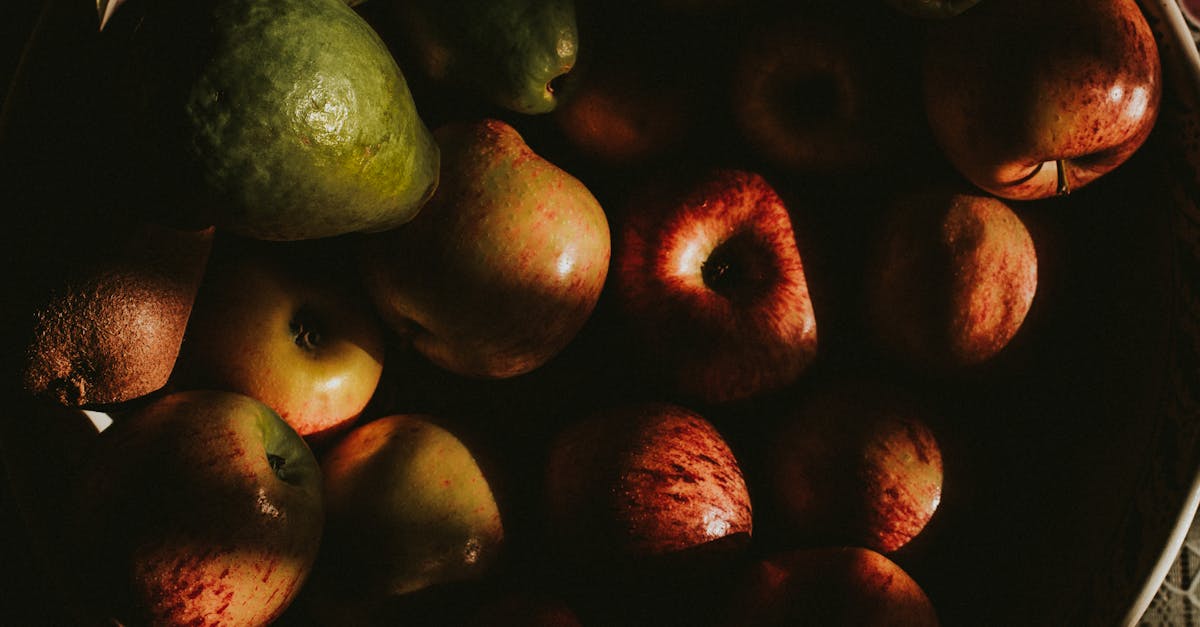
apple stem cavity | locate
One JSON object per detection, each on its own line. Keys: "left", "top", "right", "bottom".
{"left": 268, "top": 452, "right": 286, "bottom": 476}
{"left": 702, "top": 232, "right": 773, "bottom": 301}
{"left": 1056, "top": 158, "right": 1071, "bottom": 196}
{"left": 289, "top": 312, "right": 322, "bottom": 351}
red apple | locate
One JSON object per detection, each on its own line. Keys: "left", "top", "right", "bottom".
{"left": 65, "top": 390, "right": 324, "bottom": 626}
{"left": 864, "top": 188, "right": 1038, "bottom": 369}
{"left": 765, "top": 380, "right": 943, "bottom": 554}
{"left": 922, "top": 0, "right": 1161, "bottom": 200}
{"left": 544, "top": 402, "right": 752, "bottom": 570}
{"left": 174, "top": 237, "right": 386, "bottom": 443}
{"left": 461, "top": 591, "right": 584, "bottom": 627}
{"left": 360, "top": 118, "right": 610, "bottom": 379}
{"left": 722, "top": 546, "right": 941, "bottom": 626}
{"left": 612, "top": 168, "right": 817, "bottom": 404}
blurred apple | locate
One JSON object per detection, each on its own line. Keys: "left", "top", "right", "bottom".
{"left": 923, "top": 0, "right": 1161, "bottom": 199}
{"left": 864, "top": 188, "right": 1038, "bottom": 370}
{"left": 722, "top": 546, "right": 940, "bottom": 626}
{"left": 67, "top": 390, "right": 324, "bottom": 626}
{"left": 544, "top": 402, "right": 752, "bottom": 571}
{"left": 765, "top": 379, "right": 943, "bottom": 554}
{"left": 612, "top": 168, "right": 817, "bottom": 404}
{"left": 732, "top": 12, "right": 921, "bottom": 175}
{"left": 360, "top": 118, "right": 610, "bottom": 379}
{"left": 174, "top": 237, "right": 386, "bottom": 443}
{"left": 313, "top": 414, "right": 504, "bottom": 609}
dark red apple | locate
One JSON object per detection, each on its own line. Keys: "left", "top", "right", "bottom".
{"left": 732, "top": 12, "right": 921, "bottom": 175}
{"left": 765, "top": 380, "right": 943, "bottom": 554}
{"left": 544, "top": 402, "right": 752, "bottom": 570}
{"left": 923, "top": 0, "right": 1161, "bottom": 200}
{"left": 612, "top": 168, "right": 817, "bottom": 404}
{"left": 722, "top": 546, "right": 941, "bottom": 626}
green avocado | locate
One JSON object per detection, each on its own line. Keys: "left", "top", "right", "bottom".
{"left": 392, "top": 0, "right": 578, "bottom": 114}
{"left": 124, "top": 0, "right": 439, "bottom": 240}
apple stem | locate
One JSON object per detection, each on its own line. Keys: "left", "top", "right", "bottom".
{"left": 1056, "top": 159, "right": 1071, "bottom": 196}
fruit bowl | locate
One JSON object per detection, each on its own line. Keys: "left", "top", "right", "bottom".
{"left": 2, "top": 0, "right": 1200, "bottom": 625}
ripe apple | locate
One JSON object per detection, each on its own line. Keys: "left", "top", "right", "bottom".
{"left": 732, "top": 12, "right": 922, "bottom": 175}
{"left": 359, "top": 118, "right": 610, "bottom": 379}
{"left": 66, "top": 390, "right": 324, "bottom": 626}
{"left": 922, "top": 0, "right": 1162, "bottom": 200}
{"left": 174, "top": 237, "right": 386, "bottom": 443}
{"left": 312, "top": 414, "right": 504, "bottom": 609}
{"left": 612, "top": 168, "right": 817, "bottom": 404}
{"left": 722, "top": 546, "right": 941, "bottom": 626}
{"left": 764, "top": 380, "right": 943, "bottom": 554}
{"left": 544, "top": 402, "right": 752, "bottom": 571}
{"left": 864, "top": 188, "right": 1038, "bottom": 370}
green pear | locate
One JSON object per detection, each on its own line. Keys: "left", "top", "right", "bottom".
{"left": 390, "top": 0, "right": 578, "bottom": 114}
{"left": 114, "top": 0, "right": 439, "bottom": 240}
{"left": 312, "top": 414, "right": 504, "bottom": 612}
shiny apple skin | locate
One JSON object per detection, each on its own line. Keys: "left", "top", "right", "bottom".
{"left": 360, "top": 118, "right": 610, "bottom": 379}
{"left": 317, "top": 414, "right": 504, "bottom": 599}
{"left": 723, "top": 546, "right": 941, "bottom": 626}
{"left": 766, "top": 381, "right": 944, "bottom": 554}
{"left": 545, "top": 402, "right": 752, "bottom": 568}
{"left": 923, "top": 0, "right": 1161, "bottom": 200}
{"left": 176, "top": 241, "right": 386, "bottom": 442}
{"left": 865, "top": 189, "right": 1038, "bottom": 369}
{"left": 614, "top": 169, "right": 817, "bottom": 404}
{"left": 69, "top": 390, "right": 324, "bottom": 627}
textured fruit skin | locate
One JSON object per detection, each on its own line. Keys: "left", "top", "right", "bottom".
{"left": 122, "top": 0, "right": 439, "bottom": 240}
{"left": 545, "top": 403, "right": 752, "bottom": 568}
{"left": 922, "top": 0, "right": 1161, "bottom": 200}
{"left": 393, "top": 0, "right": 578, "bottom": 114}
{"left": 766, "top": 381, "right": 943, "bottom": 554}
{"left": 69, "top": 391, "right": 324, "bottom": 627}
{"left": 317, "top": 414, "right": 504, "bottom": 598}
{"left": 724, "top": 547, "right": 941, "bottom": 626}
{"left": 361, "top": 118, "right": 610, "bottom": 379}
{"left": 614, "top": 169, "right": 817, "bottom": 404}
{"left": 866, "top": 189, "right": 1037, "bottom": 369}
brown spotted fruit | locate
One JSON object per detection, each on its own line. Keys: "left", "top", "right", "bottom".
{"left": 865, "top": 187, "right": 1037, "bottom": 370}
{"left": 722, "top": 546, "right": 940, "bottom": 626}
{"left": 544, "top": 402, "right": 752, "bottom": 572}
{"left": 765, "top": 380, "right": 943, "bottom": 554}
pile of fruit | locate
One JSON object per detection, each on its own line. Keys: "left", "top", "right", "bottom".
{"left": 0, "top": 0, "right": 1178, "bottom": 625}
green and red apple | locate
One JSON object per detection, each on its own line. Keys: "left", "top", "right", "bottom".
{"left": 65, "top": 390, "right": 324, "bottom": 626}
{"left": 360, "top": 118, "right": 610, "bottom": 379}
{"left": 312, "top": 414, "right": 504, "bottom": 612}
{"left": 612, "top": 168, "right": 817, "bottom": 404}
{"left": 174, "top": 237, "right": 386, "bottom": 443}
{"left": 923, "top": 0, "right": 1161, "bottom": 199}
